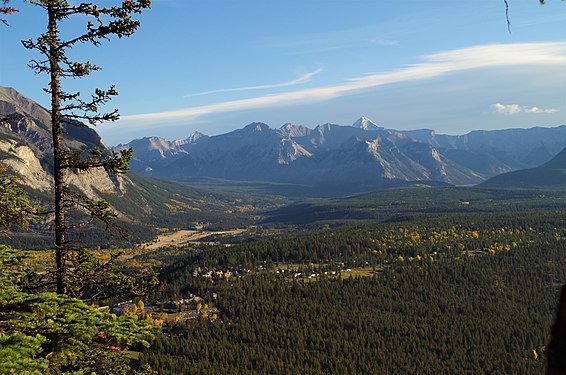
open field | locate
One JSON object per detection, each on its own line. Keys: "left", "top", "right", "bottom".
{"left": 140, "top": 228, "right": 248, "bottom": 250}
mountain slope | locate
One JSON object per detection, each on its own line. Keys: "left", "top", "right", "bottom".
{"left": 0, "top": 86, "right": 123, "bottom": 198}
{"left": 479, "top": 147, "right": 566, "bottom": 189}
{"left": 403, "top": 126, "right": 566, "bottom": 169}
{"left": 0, "top": 87, "right": 265, "bottom": 247}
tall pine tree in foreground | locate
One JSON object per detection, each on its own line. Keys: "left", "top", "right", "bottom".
{"left": 21, "top": 0, "right": 150, "bottom": 294}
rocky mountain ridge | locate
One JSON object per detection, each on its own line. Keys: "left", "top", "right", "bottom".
{"left": 3, "top": 84, "right": 565, "bottom": 200}
{"left": 117, "top": 117, "right": 566, "bottom": 192}
{"left": 0, "top": 86, "right": 126, "bottom": 198}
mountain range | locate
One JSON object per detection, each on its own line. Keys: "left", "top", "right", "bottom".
{"left": 2, "top": 84, "right": 565, "bottom": 205}
{"left": 116, "top": 116, "right": 566, "bottom": 193}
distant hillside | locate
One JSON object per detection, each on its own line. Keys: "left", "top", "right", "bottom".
{"left": 118, "top": 117, "right": 566, "bottom": 196}
{"left": 479, "top": 148, "right": 566, "bottom": 189}
{"left": 265, "top": 184, "right": 566, "bottom": 226}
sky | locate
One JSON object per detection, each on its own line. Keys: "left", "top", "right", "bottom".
{"left": 1, "top": 0, "right": 565, "bottom": 145}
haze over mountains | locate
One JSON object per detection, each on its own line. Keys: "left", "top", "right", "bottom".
{"left": 117, "top": 116, "right": 566, "bottom": 193}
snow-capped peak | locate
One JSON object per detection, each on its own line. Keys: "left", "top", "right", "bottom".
{"left": 352, "top": 116, "right": 380, "bottom": 131}
{"left": 185, "top": 131, "right": 206, "bottom": 143}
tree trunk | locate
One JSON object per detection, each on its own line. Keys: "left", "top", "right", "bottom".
{"left": 48, "top": 1, "right": 66, "bottom": 295}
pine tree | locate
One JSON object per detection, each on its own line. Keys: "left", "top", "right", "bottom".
{"left": 0, "top": 245, "right": 155, "bottom": 374}
{"left": 0, "top": 0, "right": 18, "bottom": 26}
{"left": 21, "top": 0, "right": 151, "bottom": 294}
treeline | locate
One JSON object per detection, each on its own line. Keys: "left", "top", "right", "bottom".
{"left": 0, "top": 219, "right": 156, "bottom": 249}
{"left": 154, "top": 210, "right": 564, "bottom": 290}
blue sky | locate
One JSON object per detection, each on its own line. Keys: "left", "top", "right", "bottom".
{"left": 1, "top": 0, "right": 565, "bottom": 145}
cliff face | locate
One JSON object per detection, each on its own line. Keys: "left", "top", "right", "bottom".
{"left": 0, "top": 139, "right": 53, "bottom": 192}
{"left": 0, "top": 86, "right": 126, "bottom": 200}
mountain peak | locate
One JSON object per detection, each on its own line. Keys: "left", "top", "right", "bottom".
{"left": 278, "top": 123, "right": 311, "bottom": 137}
{"left": 352, "top": 116, "right": 380, "bottom": 131}
{"left": 243, "top": 122, "right": 271, "bottom": 133}
{"left": 184, "top": 131, "right": 207, "bottom": 143}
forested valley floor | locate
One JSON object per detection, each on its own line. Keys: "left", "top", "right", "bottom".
{"left": 132, "top": 208, "right": 565, "bottom": 374}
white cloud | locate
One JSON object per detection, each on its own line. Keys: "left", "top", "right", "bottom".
{"left": 117, "top": 42, "right": 566, "bottom": 127}
{"left": 524, "top": 106, "right": 560, "bottom": 114}
{"left": 492, "top": 103, "right": 560, "bottom": 115}
{"left": 184, "top": 69, "right": 322, "bottom": 98}
{"left": 491, "top": 103, "right": 523, "bottom": 115}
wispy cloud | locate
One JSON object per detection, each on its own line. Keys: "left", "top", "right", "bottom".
{"left": 369, "top": 38, "right": 398, "bottom": 47}
{"left": 118, "top": 42, "right": 566, "bottom": 126}
{"left": 264, "top": 34, "right": 398, "bottom": 54}
{"left": 184, "top": 69, "right": 322, "bottom": 98}
{"left": 492, "top": 103, "right": 560, "bottom": 115}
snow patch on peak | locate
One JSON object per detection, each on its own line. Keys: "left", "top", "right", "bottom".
{"left": 352, "top": 116, "right": 380, "bottom": 131}
{"left": 177, "top": 131, "right": 207, "bottom": 145}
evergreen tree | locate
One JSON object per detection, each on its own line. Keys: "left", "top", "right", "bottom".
{"left": 0, "top": 245, "right": 155, "bottom": 374}
{"left": 21, "top": 0, "right": 150, "bottom": 294}
{"left": 0, "top": 0, "right": 17, "bottom": 26}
